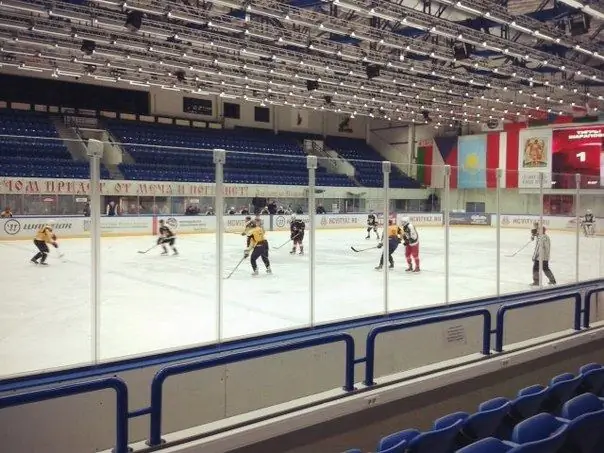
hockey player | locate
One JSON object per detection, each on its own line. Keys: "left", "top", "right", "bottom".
{"left": 244, "top": 220, "right": 271, "bottom": 276}
{"left": 31, "top": 220, "right": 58, "bottom": 265}
{"left": 375, "top": 218, "right": 402, "bottom": 270}
{"left": 157, "top": 219, "right": 178, "bottom": 256}
{"left": 401, "top": 217, "right": 420, "bottom": 272}
{"left": 531, "top": 225, "right": 556, "bottom": 286}
{"left": 581, "top": 209, "right": 595, "bottom": 237}
{"left": 289, "top": 214, "right": 306, "bottom": 255}
{"left": 242, "top": 215, "right": 254, "bottom": 247}
{"left": 366, "top": 212, "right": 379, "bottom": 240}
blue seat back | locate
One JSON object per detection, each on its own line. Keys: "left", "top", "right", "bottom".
{"left": 455, "top": 437, "right": 513, "bottom": 453}
{"left": 512, "top": 413, "right": 568, "bottom": 453}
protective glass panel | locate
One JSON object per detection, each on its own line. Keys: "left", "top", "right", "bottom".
{"left": 98, "top": 138, "right": 217, "bottom": 362}
{"left": 314, "top": 156, "right": 385, "bottom": 323}
{"left": 221, "top": 150, "right": 310, "bottom": 339}
{"left": 0, "top": 128, "right": 91, "bottom": 377}
{"left": 447, "top": 163, "right": 498, "bottom": 302}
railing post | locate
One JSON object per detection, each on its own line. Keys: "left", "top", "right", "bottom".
{"left": 214, "top": 149, "right": 226, "bottom": 343}
{"left": 575, "top": 173, "right": 580, "bottom": 283}
{"left": 382, "top": 161, "right": 391, "bottom": 314}
{"left": 496, "top": 168, "right": 502, "bottom": 297}
{"left": 87, "top": 138, "right": 103, "bottom": 364}
{"left": 307, "top": 155, "right": 318, "bottom": 327}
{"left": 538, "top": 172, "right": 544, "bottom": 288}
{"left": 444, "top": 165, "right": 451, "bottom": 304}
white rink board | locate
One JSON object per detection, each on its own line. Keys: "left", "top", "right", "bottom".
{"left": 1, "top": 213, "right": 602, "bottom": 240}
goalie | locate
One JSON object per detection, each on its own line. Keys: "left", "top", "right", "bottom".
{"left": 581, "top": 210, "right": 596, "bottom": 237}
{"left": 157, "top": 219, "right": 178, "bottom": 255}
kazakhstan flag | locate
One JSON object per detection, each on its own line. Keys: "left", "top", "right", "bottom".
{"left": 458, "top": 135, "right": 487, "bottom": 189}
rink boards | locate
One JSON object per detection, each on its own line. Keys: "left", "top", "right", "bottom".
{"left": 0, "top": 212, "right": 601, "bottom": 240}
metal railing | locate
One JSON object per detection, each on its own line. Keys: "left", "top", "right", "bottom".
{"left": 0, "top": 377, "right": 130, "bottom": 453}
{"left": 2, "top": 286, "right": 603, "bottom": 452}
{"left": 494, "top": 292, "right": 582, "bottom": 352}
{"left": 147, "top": 332, "right": 356, "bottom": 446}
{"left": 363, "top": 309, "right": 492, "bottom": 386}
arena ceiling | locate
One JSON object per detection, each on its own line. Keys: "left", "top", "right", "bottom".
{"left": 0, "top": 0, "right": 603, "bottom": 127}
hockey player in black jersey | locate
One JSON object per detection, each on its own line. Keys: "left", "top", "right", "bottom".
{"left": 582, "top": 210, "right": 596, "bottom": 237}
{"left": 366, "top": 212, "right": 380, "bottom": 240}
{"left": 289, "top": 215, "right": 306, "bottom": 255}
{"left": 157, "top": 219, "right": 178, "bottom": 255}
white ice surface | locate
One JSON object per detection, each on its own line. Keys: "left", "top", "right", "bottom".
{"left": 1, "top": 227, "right": 602, "bottom": 377}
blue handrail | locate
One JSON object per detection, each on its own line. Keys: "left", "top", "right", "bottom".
{"left": 147, "top": 332, "right": 356, "bottom": 446}
{"left": 363, "top": 308, "right": 492, "bottom": 386}
{"left": 584, "top": 287, "right": 604, "bottom": 328}
{"left": 494, "top": 292, "right": 582, "bottom": 352}
{"left": 0, "top": 377, "right": 130, "bottom": 453}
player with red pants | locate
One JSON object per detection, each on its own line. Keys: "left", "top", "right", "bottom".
{"left": 401, "top": 217, "right": 420, "bottom": 272}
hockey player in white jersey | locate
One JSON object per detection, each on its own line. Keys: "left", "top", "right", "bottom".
{"left": 400, "top": 217, "right": 420, "bottom": 272}
{"left": 581, "top": 210, "right": 595, "bottom": 237}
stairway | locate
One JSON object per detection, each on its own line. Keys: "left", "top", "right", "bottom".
{"left": 51, "top": 117, "right": 88, "bottom": 162}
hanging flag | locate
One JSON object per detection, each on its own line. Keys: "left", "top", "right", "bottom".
{"left": 416, "top": 141, "right": 433, "bottom": 186}
{"left": 458, "top": 135, "right": 487, "bottom": 189}
{"left": 433, "top": 136, "right": 458, "bottom": 189}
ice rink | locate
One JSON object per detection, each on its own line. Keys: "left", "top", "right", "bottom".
{"left": 1, "top": 226, "right": 602, "bottom": 377}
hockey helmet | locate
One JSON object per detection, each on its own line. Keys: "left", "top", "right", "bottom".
{"left": 400, "top": 216, "right": 410, "bottom": 225}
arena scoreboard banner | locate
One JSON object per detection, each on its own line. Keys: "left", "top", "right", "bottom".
{"left": 449, "top": 213, "right": 492, "bottom": 226}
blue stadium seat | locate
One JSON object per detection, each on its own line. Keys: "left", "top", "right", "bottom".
{"left": 560, "top": 393, "right": 604, "bottom": 453}
{"left": 578, "top": 363, "right": 604, "bottom": 396}
{"left": 542, "top": 373, "right": 582, "bottom": 414}
{"left": 457, "top": 397, "right": 511, "bottom": 447}
{"left": 110, "top": 121, "right": 358, "bottom": 186}
{"left": 511, "top": 413, "right": 568, "bottom": 452}
{"left": 0, "top": 110, "right": 111, "bottom": 179}
{"left": 377, "top": 412, "right": 465, "bottom": 453}
{"left": 456, "top": 437, "right": 513, "bottom": 453}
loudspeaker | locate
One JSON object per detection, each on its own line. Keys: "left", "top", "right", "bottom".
{"left": 365, "top": 64, "right": 380, "bottom": 79}
{"left": 306, "top": 80, "right": 319, "bottom": 91}
{"left": 125, "top": 11, "right": 143, "bottom": 32}
{"left": 80, "top": 40, "right": 96, "bottom": 55}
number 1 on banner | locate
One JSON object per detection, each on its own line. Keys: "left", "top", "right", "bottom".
{"left": 576, "top": 151, "right": 586, "bottom": 162}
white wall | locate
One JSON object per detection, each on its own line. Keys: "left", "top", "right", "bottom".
{"left": 148, "top": 87, "right": 367, "bottom": 138}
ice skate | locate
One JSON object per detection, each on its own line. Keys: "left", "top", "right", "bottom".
{"left": 413, "top": 268, "right": 420, "bottom": 273}
{"left": 405, "top": 266, "right": 413, "bottom": 272}
{"left": 375, "top": 264, "right": 382, "bottom": 270}
{"left": 266, "top": 267, "right": 272, "bottom": 274}
{"left": 252, "top": 269, "right": 259, "bottom": 276}
{"left": 161, "top": 251, "right": 168, "bottom": 256}
{"left": 30, "top": 259, "right": 38, "bottom": 265}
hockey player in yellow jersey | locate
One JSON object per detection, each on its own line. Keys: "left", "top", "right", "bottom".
{"left": 31, "top": 220, "right": 59, "bottom": 265}
{"left": 244, "top": 220, "right": 272, "bottom": 276}
{"left": 375, "top": 218, "right": 403, "bottom": 270}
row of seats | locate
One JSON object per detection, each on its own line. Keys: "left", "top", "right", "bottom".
{"left": 342, "top": 363, "right": 604, "bottom": 453}
{"left": 108, "top": 121, "right": 421, "bottom": 188}
{"left": 120, "top": 165, "right": 354, "bottom": 186}
{"left": 0, "top": 110, "right": 85, "bottom": 179}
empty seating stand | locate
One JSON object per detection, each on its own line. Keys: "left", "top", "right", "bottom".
{"left": 0, "top": 110, "right": 109, "bottom": 179}
{"left": 325, "top": 136, "right": 421, "bottom": 189}
{"left": 339, "top": 362, "right": 604, "bottom": 453}
{"left": 108, "top": 121, "right": 355, "bottom": 186}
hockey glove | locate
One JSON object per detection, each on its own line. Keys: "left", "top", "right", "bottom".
{"left": 243, "top": 250, "right": 250, "bottom": 259}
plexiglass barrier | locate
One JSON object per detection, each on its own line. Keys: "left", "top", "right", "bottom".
{"left": 1, "top": 133, "right": 604, "bottom": 377}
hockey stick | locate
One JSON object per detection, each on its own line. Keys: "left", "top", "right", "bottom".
{"left": 351, "top": 245, "right": 380, "bottom": 253}
{"left": 138, "top": 243, "right": 161, "bottom": 254}
{"left": 273, "top": 233, "right": 301, "bottom": 250}
{"left": 224, "top": 255, "right": 247, "bottom": 279}
{"left": 505, "top": 240, "right": 531, "bottom": 257}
